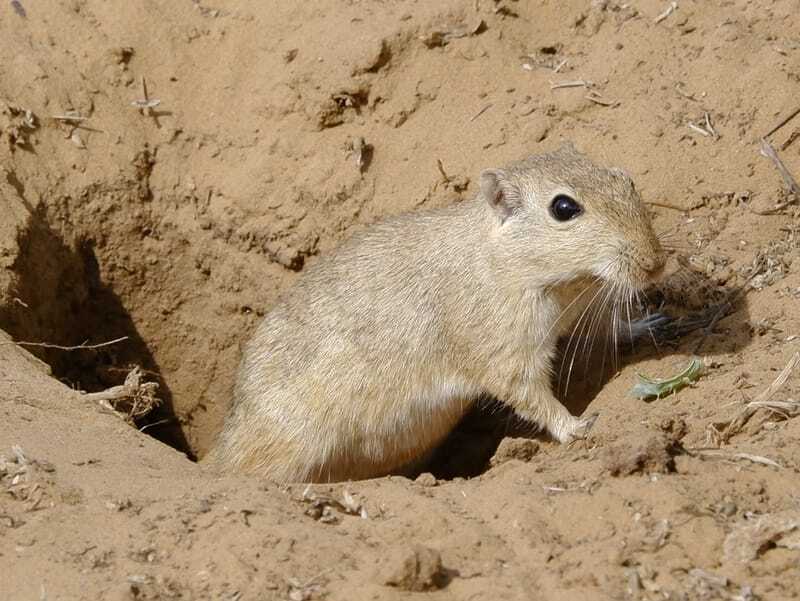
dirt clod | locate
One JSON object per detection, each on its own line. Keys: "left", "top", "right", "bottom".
{"left": 414, "top": 472, "right": 438, "bottom": 487}
{"left": 723, "top": 511, "right": 800, "bottom": 564}
{"left": 602, "top": 433, "right": 679, "bottom": 476}
{"left": 380, "top": 545, "right": 450, "bottom": 592}
{"left": 490, "top": 437, "right": 540, "bottom": 466}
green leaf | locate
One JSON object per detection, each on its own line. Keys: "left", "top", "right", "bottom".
{"left": 631, "top": 357, "right": 704, "bottom": 401}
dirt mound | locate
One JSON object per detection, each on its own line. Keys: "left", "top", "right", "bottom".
{"left": 2, "top": 0, "right": 800, "bottom": 599}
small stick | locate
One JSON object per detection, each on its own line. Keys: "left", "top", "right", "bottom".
{"left": 751, "top": 352, "right": 800, "bottom": 405}
{"left": 585, "top": 91, "right": 619, "bottom": 107}
{"left": 83, "top": 387, "right": 136, "bottom": 403}
{"left": 469, "top": 103, "right": 492, "bottom": 122}
{"left": 763, "top": 106, "right": 800, "bottom": 139}
{"left": 646, "top": 201, "right": 688, "bottom": 212}
{"left": 690, "top": 449, "right": 782, "bottom": 469}
{"left": 553, "top": 59, "right": 567, "bottom": 73}
{"left": 51, "top": 114, "right": 88, "bottom": 123}
{"left": 550, "top": 80, "right": 592, "bottom": 90}
{"left": 703, "top": 112, "right": 718, "bottom": 139}
{"left": 81, "top": 366, "right": 160, "bottom": 420}
{"left": 131, "top": 76, "right": 161, "bottom": 113}
{"left": 720, "top": 352, "right": 800, "bottom": 441}
{"left": 436, "top": 159, "right": 451, "bottom": 183}
{"left": 0, "top": 336, "right": 129, "bottom": 351}
{"left": 732, "top": 453, "right": 782, "bottom": 468}
{"left": 654, "top": 1, "right": 678, "bottom": 24}
{"left": 139, "top": 418, "right": 171, "bottom": 433}
{"left": 750, "top": 200, "right": 797, "bottom": 216}
{"left": 688, "top": 122, "right": 710, "bottom": 137}
{"left": 781, "top": 130, "right": 800, "bottom": 151}
{"left": 760, "top": 138, "right": 800, "bottom": 197}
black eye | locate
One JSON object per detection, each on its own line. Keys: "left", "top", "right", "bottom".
{"left": 549, "top": 194, "right": 583, "bottom": 221}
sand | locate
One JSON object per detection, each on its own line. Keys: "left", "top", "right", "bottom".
{"left": 1, "top": 1, "right": 800, "bottom": 599}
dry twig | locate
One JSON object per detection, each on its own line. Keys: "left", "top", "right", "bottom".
{"left": 690, "top": 449, "right": 782, "bottom": 469}
{"left": 712, "top": 352, "right": 800, "bottom": 444}
{"left": 81, "top": 366, "right": 161, "bottom": 421}
{"left": 585, "top": 91, "right": 619, "bottom": 107}
{"left": 687, "top": 113, "right": 717, "bottom": 139}
{"left": 1, "top": 336, "right": 129, "bottom": 351}
{"left": 646, "top": 200, "right": 688, "bottom": 212}
{"left": 550, "top": 79, "right": 592, "bottom": 90}
{"left": 469, "top": 103, "right": 492, "bottom": 122}
{"left": 436, "top": 159, "right": 451, "bottom": 183}
{"left": 764, "top": 105, "right": 800, "bottom": 139}
{"left": 131, "top": 76, "right": 161, "bottom": 113}
{"left": 654, "top": 1, "right": 678, "bottom": 24}
{"left": 759, "top": 138, "right": 800, "bottom": 212}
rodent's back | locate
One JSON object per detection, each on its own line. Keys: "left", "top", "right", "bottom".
{"left": 212, "top": 199, "right": 495, "bottom": 480}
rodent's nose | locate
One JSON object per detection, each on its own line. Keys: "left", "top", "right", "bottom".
{"left": 638, "top": 251, "right": 667, "bottom": 281}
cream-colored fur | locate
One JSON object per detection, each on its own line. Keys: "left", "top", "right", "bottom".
{"left": 207, "top": 145, "right": 666, "bottom": 482}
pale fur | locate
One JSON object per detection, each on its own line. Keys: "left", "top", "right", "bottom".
{"left": 207, "top": 145, "right": 666, "bottom": 482}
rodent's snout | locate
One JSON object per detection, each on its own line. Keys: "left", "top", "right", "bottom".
{"left": 637, "top": 249, "right": 666, "bottom": 281}
{"left": 633, "top": 240, "right": 667, "bottom": 284}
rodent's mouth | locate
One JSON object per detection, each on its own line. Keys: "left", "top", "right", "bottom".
{"left": 627, "top": 264, "right": 664, "bottom": 291}
{"left": 604, "top": 262, "right": 658, "bottom": 294}
{"left": 647, "top": 263, "right": 666, "bottom": 282}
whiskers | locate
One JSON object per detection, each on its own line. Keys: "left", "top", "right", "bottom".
{"left": 555, "top": 268, "right": 642, "bottom": 401}
{"left": 657, "top": 228, "right": 699, "bottom": 256}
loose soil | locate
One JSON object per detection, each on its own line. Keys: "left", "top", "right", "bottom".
{"left": 2, "top": 1, "right": 800, "bottom": 599}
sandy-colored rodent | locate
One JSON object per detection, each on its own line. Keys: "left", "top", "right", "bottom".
{"left": 208, "top": 145, "right": 666, "bottom": 482}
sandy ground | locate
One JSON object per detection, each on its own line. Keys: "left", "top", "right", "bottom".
{"left": 2, "top": 0, "right": 800, "bottom": 599}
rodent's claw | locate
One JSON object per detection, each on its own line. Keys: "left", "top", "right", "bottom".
{"left": 576, "top": 412, "right": 599, "bottom": 438}
{"left": 559, "top": 412, "right": 599, "bottom": 444}
{"left": 639, "top": 312, "right": 673, "bottom": 329}
{"left": 626, "top": 312, "right": 674, "bottom": 342}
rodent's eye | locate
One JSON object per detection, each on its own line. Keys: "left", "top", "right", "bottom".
{"left": 549, "top": 194, "right": 583, "bottom": 222}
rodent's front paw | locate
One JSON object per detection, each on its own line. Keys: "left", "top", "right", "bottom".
{"left": 556, "top": 412, "right": 598, "bottom": 444}
{"left": 574, "top": 412, "right": 599, "bottom": 438}
{"left": 626, "top": 312, "right": 674, "bottom": 342}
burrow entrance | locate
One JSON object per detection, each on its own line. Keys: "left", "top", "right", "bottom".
{"left": 1, "top": 202, "right": 192, "bottom": 456}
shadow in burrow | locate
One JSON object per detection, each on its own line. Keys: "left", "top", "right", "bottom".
{"left": 0, "top": 204, "right": 192, "bottom": 458}
{"left": 422, "top": 274, "right": 754, "bottom": 481}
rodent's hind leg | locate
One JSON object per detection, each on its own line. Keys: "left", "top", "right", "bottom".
{"left": 392, "top": 448, "right": 437, "bottom": 479}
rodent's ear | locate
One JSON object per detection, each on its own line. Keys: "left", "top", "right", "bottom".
{"left": 610, "top": 166, "right": 632, "bottom": 180}
{"left": 557, "top": 141, "right": 580, "bottom": 156}
{"left": 480, "top": 169, "right": 522, "bottom": 223}
{"left": 609, "top": 167, "right": 636, "bottom": 192}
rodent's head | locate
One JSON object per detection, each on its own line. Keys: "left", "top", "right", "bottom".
{"left": 480, "top": 144, "right": 665, "bottom": 292}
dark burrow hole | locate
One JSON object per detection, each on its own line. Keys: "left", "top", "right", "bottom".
{"left": 422, "top": 339, "right": 625, "bottom": 481}
{"left": 0, "top": 207, "right": 193, "bottom": 458}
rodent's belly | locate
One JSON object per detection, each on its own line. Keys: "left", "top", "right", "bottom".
{"left": 326, "top": 377, "right": 480, "bottom": 478}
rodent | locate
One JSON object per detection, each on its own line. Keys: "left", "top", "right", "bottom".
{"left": 207, "top": 144, "right": 666, "bottom": 482}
